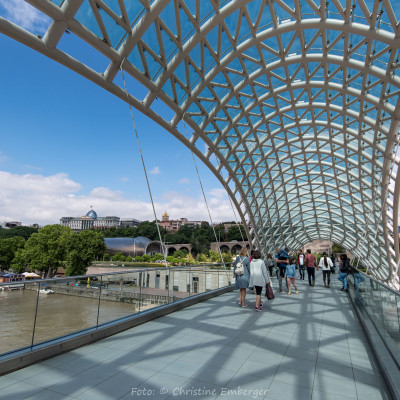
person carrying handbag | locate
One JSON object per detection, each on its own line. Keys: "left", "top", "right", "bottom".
{"left": 248, "top": 250, "right": 271, "bottom": 311}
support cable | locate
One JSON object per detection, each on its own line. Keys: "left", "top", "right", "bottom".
{"left": 181, "top": 116, "right": 232, "bottom": 283}
{"left": 213, "top": 157, "right": 249, "bottom": 254}
{"left": 119, "top": 59, "right": 166, "bottom": 264}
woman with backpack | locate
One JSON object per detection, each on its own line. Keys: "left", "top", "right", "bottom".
{"left": 233, "top": 248, "right": 250, "bottom": 307}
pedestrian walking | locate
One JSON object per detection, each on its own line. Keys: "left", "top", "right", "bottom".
{"left": 266, "top": 254, "right": 274, "bottom": 277}
{"left": 319, "top": 252, "right": 333, "bottom": 288}
{"left": 304, "top": 249, "right": 317, "bottom": 286}
{"left": 249, "top": 250, "right": 271, "bottom": 311}
{"left": 275, "top": 247, "right": 289, "bottom": 293}
{"left": 285, "top": 257, "right": 299, "bottom": 295}
{"left": 297, "top": 250, "right": 305, "bottom": 280}
{"left": 248, "top": 249, "right": 255, "bottom": 294}
{"left": 233, "top": 248, "right": 250, "bottom": 307}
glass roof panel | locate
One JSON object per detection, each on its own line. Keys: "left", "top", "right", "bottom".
{"left": 5, "top": 0, "right": 400, "bottom": 287}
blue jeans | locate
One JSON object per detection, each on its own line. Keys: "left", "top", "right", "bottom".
{"left": 337, "top": 273, "right": 347, "bottom": 289}
{"left": 278, "top": 267, "right": 287, "bottom": 290}
{"left": 353, "top": 273, "right": 365, "bottom": 290}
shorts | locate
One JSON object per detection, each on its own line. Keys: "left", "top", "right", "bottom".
{"left": 254, "top": 286, "right": 263, "bottom": 295}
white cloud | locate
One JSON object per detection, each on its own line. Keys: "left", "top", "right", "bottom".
{"left": 159, "top": 190, "right": 236, "bottom": 223}
{"left": 150, "top": 166, "right": 161, "bottom": 175}
{"left": 1, "top": 0, "right": 50, "bottom": 32}
{"left": 119, "top": 177, "right": 129, "bottom": 182}
{"left": 0, "top": 171, "right": 237, "bottom": 226}
{"left": 178, "top": 178, "right": 190, "bottom": 184}
{"left": 208, "top": 188, "right": 228, "bottom": 198}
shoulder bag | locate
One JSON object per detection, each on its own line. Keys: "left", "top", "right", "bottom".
{"left": 265, "top": 282, "right": 274, "bottom": 300}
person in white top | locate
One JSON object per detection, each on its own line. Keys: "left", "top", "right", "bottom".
{"left": 319, "top": 252, "right": 333, "bottom": 288}
{"left": 249, "top": 250, "right": 271, "bottom": 311}
{"left": 297, "top": 250, "right": 305, "bottom": 280}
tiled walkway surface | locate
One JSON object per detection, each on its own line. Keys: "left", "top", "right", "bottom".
{"left": 0, "top": 272, "right": 392, "bottom": 400}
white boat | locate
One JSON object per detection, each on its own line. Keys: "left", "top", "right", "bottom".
{"left": 38, "top": 289, "right": 54, "bottom": 294}
{"left": 1, "top": 284, "right": 24, "bottom": 290}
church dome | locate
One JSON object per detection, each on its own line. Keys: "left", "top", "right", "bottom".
{"left": 162, "top": 211, "right": 169, "bottom": 217}
{"left": 86, "top": 209, "right": 98, "bottom": 219}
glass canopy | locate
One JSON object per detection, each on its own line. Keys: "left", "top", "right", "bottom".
{"left": 1, "top": 0, "right": 399, "bottom": 287}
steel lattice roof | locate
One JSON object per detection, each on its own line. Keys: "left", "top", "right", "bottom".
{"left": 1, "top": 0, "right": 400, "bottom": 287}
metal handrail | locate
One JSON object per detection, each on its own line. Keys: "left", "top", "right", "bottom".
{"left": 0, "top": 262, "right": 232, "bottom": 287}
{"left": 0, "top": 262, "right": 234, "bottom": 360}
{"left": 352, "top": 268, "right": 400, "bottom": 296}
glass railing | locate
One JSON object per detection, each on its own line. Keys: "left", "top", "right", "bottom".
{"left": 347, "top": 270, "right": 400, "bottom": 368}
{"left": 0, "top": 263, "right": 233, "bottom": 357}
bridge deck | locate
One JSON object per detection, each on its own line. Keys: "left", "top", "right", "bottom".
{"left": 0, "top": 273, "right": 392, "bottom": 400}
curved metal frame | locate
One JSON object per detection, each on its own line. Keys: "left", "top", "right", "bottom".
{"left": 1, "top": 0, "right": 400, "bottom": 287}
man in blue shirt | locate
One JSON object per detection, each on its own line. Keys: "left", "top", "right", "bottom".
{"left": 275, "top": 247, "right": 289, "bottom": 293}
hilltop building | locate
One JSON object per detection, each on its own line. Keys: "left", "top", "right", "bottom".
{"left": 60, "top": 209, "right": 141, "bottom": 232}
{"left": 159, "top": 211, "right": 204, "bottom": 232}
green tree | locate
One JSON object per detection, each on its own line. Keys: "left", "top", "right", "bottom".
{"left": 173, "top": 249, "right": 187, "bottom": 258}
{"left": 332, "top": 243, "right": 345, "bottom": 254}
{"left": 0, "top": 236, "right": 26, "bottom": 271}
{"left": 166, "top": 256, "right": 180, "bottom": 265}
{"left": 20, "top": 225, "right": 71, "bottom": 277}
{"left": 142, "top": 254, "right": 151, "bottom": 262}
{"left": 103, "top": 226, "right": 118, "bottom": 238}
{"left": 64, "top": 230, "right": 106, "bottom": 276}
{"left": 209, "top": 250, "right": 222, "bottom": 263}
{"left": 11, "top": 248, "right": 28, "bottom": 274}
{"left": 227, "top": 225, "right": 246, "bottom": 241}
{"left": 103, "top": 252, "right": 111, "bottom": 261}
{"left": 222, "top": 251, "right": 233, "bottom": 263}
{"left": 185, "top": 253, "right": 196, "bottom": 265}
{"left": 196, "top": 253, "right": 207, "bottom": 262}
{"left": 150, "top": 253, "right": 164, "bottom": 262}
{"left": 190, "top": 236, "right": 210, "bottom": 256}
{"left": 136, "top": 221, "right": 166, "bottom": 240}
{"left": 165, "top": 232, "right": 186, "bottom": 244}
{"left": 0, "top": 226, "right": 38, "bottom": 240}
{"left": 111, "top": 252, "right": 125, "bottom": 262}
{"left": 102, "top": 226, "right": 138, "bottom": 238}
{"left": 214, "top": 224, "right": 226, "bottom": 242}
{"left": 177, "top": 224, "right": 196, "bottom": 242}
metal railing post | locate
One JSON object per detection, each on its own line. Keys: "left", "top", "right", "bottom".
{"left": 30, "top": 282, "right": 41, "bottom": 349}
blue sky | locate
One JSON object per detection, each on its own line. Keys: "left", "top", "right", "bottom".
{"left": 0, "top": 2, "right": 236, "bottom": 226}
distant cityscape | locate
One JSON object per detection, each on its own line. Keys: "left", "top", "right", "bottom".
{"left": 1, "top": 208, "right": 238, "bottom": 233}
{"left": 0, "top": 210, "right": 387, "bottom": 257}
{"left": 59, "top": 209, "right": 141, "bottom": 231}
{"left": 59, "top": 208, "right": 238, "bottom": 233}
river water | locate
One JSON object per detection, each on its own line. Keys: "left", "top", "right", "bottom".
{"left": 0, "top": 289, "right": 138, "bottom": 355}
